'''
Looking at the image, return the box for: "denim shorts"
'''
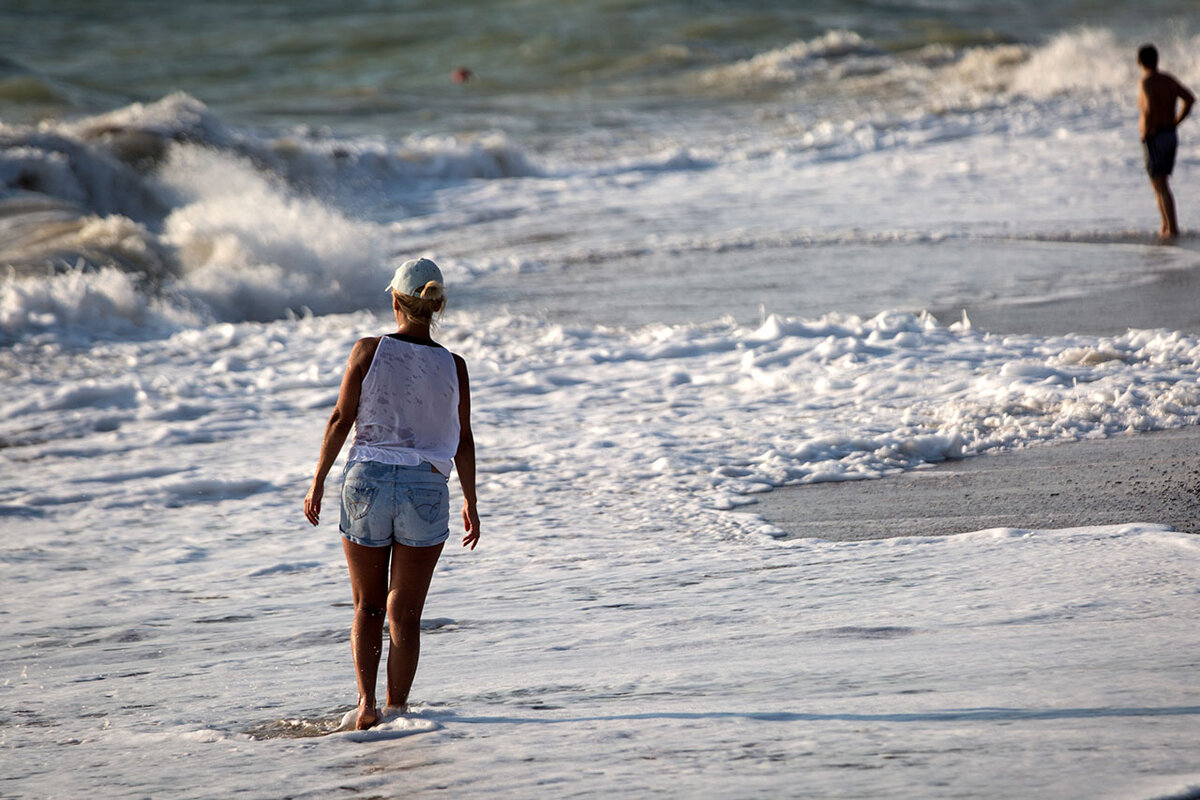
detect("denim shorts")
[339,461,450,548]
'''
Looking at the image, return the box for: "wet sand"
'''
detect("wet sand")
[748,252,1200,540]
[948,235,1200,337]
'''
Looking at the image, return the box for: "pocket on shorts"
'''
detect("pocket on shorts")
[342,482,377,521]
[410,485,449,524]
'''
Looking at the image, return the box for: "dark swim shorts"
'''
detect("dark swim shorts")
[1144,127,1178,177]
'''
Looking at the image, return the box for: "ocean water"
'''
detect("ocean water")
[3,2,1200,798]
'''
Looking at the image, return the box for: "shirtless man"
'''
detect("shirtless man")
[1138,43,1195,239]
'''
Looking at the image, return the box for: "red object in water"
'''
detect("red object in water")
[452,68,472,84]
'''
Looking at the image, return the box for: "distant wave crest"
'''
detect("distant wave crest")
[697,25,1200,105]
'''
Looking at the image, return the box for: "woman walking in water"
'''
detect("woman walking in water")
[304,257,479,730]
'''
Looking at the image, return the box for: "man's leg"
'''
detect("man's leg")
[1152,175,1179,237]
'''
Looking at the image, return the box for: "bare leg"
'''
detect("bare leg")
[342,538,391,729]
[385,542,445,710]
[1152,176,1180,238]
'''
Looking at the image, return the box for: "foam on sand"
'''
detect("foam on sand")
[328,707,443,742]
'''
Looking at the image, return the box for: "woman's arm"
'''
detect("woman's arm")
[304,337,377,526]
[453,353,480,549]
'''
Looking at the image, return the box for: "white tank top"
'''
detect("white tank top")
[346,335,461,475]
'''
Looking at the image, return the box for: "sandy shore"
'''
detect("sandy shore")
[747,426,1200,539]
[748,250,1200,540]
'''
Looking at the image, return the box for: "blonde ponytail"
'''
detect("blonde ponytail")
[415,280,445,301]
[393,283,446,326]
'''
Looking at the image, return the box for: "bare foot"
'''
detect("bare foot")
[356,700,380,730]
[383,704,407,717]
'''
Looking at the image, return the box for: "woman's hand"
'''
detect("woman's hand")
[304,482,324,526]
[462,501,480,550]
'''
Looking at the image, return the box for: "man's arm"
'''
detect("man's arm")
[1175,77,1195,127]
[1139,79,1151,140]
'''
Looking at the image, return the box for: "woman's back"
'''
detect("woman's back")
[347,334,460,474]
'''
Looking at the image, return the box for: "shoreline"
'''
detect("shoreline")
[745,426,1200,540]
[747,258,1200,540]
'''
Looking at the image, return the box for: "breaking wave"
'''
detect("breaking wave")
[0,93,540,341]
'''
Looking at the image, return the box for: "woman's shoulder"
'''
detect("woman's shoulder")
[350,335,383,365]
[354,335,384,350]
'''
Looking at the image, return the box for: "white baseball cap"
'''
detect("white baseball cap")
[386,257,444,297]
